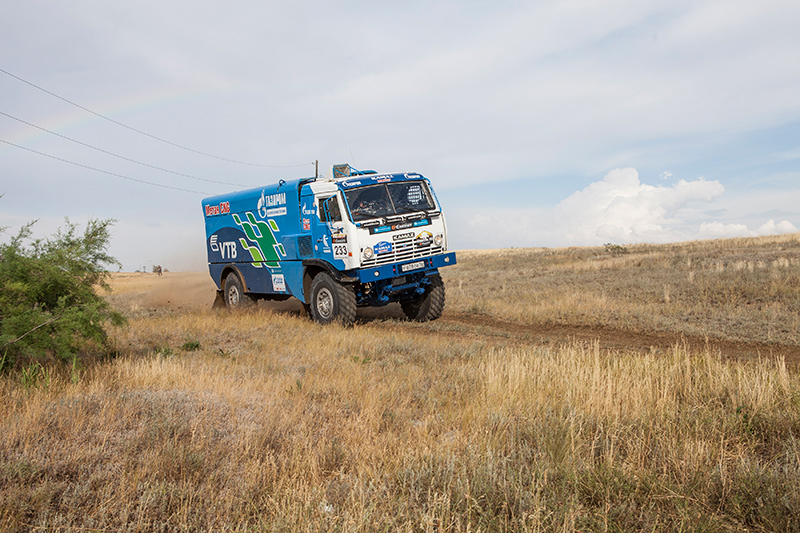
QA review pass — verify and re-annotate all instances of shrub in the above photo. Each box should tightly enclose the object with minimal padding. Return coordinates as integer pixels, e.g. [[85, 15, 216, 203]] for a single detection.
[[0, 218, 125, 371], [604, 242, 629, 256]]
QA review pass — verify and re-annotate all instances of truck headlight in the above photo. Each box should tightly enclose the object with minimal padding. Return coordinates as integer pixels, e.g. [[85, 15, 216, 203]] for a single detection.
[[362, 247, 374, 261], [434, 234, 443, 247]]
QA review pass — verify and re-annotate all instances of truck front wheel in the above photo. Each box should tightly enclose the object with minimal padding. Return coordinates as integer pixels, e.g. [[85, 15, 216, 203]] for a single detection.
[[401, 274, 445, 322], [309, 272, 356, 326]]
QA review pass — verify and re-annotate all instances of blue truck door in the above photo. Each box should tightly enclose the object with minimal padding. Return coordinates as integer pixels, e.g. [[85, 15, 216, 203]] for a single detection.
[[300, 192, 346, 266], [300, 191, 329, 259], [310, 193, 332, 259]]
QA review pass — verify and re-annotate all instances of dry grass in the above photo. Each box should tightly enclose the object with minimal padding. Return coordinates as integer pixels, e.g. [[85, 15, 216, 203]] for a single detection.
[[446, 234, 800, 346], [2, 235, 800, 531]]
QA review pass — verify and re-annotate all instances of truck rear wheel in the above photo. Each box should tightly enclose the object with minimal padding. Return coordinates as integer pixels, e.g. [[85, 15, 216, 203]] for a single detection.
[[401, 274, 445, 322], [223, 273, 255, 309], [309, 272, 356, 326]]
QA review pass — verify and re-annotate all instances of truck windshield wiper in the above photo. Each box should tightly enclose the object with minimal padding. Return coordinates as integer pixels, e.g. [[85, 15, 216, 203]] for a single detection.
[[351, 211, 383, 224]]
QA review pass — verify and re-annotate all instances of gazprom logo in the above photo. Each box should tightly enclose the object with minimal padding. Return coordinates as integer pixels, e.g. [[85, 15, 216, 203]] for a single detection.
[[258, 190, 286, 218]]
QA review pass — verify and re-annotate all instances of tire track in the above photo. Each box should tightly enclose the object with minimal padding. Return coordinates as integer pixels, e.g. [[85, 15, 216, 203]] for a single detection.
[[383, 311, 800, 369]]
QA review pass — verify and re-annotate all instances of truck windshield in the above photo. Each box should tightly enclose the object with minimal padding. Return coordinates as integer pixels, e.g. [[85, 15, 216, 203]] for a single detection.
[[345, 181, 436, 222]]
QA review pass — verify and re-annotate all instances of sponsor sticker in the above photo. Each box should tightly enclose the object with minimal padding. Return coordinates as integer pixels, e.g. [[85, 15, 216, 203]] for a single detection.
[[266, 207, 287, 217], [258, 190, 286, 218], [219, 241, 238, 258], [332, 234, 347, 243], [368, 218, 431, 234], [205, 201, 230, 217], [374, 241, 393, 255], [272, 274, 286, 292], [302, 218, 311, 231], [415, 231, 433, 246]]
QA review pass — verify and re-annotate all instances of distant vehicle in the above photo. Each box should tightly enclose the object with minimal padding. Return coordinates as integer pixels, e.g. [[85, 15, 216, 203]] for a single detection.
[[202, 164, 456, 325]]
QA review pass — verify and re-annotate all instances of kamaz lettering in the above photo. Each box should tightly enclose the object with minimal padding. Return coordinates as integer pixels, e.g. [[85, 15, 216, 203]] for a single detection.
[[203, 163, 456, 325]]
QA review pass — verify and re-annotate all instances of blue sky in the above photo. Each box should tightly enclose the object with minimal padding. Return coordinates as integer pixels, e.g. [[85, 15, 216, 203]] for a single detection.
[[1, 0, 799, 270]]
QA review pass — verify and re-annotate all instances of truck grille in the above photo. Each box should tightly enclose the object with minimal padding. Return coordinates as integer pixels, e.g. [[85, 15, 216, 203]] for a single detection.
[[362, 235, 443, 267]]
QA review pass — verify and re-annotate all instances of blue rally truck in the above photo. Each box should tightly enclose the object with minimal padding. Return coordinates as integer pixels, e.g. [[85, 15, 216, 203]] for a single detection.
[[202, 164, 457, 325]]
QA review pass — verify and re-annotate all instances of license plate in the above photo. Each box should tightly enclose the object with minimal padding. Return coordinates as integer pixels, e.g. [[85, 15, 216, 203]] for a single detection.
[[401, 260, 425, 272]]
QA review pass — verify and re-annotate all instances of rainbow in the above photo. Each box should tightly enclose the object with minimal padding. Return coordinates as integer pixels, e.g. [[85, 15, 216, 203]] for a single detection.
[[1, 82, 217, 148]]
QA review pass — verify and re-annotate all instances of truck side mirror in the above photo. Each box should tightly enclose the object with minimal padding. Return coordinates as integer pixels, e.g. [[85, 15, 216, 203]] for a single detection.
[[320, 197, 342, 224]]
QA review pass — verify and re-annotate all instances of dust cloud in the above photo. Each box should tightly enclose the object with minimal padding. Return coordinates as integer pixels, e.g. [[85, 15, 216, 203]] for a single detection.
[[106, 271, 304, 315], [106, 271, 410, 320], [140, 272, 221, 311]]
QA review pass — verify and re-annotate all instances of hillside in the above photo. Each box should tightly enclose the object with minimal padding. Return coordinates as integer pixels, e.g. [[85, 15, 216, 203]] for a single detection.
[[2, 235, 800, 531]]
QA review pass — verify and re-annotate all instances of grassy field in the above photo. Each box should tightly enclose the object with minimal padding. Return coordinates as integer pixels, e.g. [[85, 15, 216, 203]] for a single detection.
[[447, 235, 800, 347], [2, 235, 800, 531]]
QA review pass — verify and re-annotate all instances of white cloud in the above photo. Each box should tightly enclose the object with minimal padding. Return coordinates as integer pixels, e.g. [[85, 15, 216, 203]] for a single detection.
[[697, 221, 753, 239], [449, 168, 797, 250], [756, 219, 798, 236], [697, 219, 798, 240], [553, 168, 724, 244]]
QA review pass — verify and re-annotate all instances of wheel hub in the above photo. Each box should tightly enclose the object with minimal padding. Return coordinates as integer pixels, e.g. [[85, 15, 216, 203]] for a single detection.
[[316, 287, 333, 319], [228, 286, 240, 307]]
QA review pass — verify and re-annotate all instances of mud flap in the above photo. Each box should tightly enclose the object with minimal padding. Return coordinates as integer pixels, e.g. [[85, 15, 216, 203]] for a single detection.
[[212, 290, 226, 310]]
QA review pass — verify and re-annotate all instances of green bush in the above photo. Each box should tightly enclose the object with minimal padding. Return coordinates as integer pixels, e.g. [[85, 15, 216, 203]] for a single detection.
[[603, 242, 629, 256], [0, 218, 125, 371]]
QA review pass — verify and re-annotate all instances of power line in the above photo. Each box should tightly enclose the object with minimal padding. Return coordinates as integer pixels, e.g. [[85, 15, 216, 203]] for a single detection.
[[0, 66, 311, 169], [0, 110, 248, 187], [0, 138, 210, 195]]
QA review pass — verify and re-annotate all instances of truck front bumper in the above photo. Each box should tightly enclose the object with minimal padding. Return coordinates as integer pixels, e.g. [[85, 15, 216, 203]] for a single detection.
[[354, 252, 457, 283]]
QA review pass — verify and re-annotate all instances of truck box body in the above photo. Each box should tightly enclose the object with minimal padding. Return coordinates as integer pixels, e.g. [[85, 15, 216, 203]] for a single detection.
[[204, 177, 307, 299], [203, 166, 456, 323]]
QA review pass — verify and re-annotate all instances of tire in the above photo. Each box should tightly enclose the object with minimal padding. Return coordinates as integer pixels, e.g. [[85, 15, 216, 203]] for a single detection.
[[223, 273, 255, 309], [309, 272, 356, 326], [401, 274, 445, 322]]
